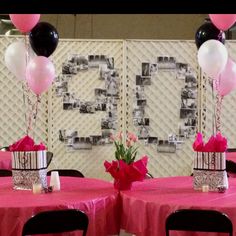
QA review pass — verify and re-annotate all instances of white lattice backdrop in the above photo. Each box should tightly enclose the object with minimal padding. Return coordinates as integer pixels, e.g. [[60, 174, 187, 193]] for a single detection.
[[125, 40, 199, 177], [202, 41, 236, 148], [0, 36, 48, 147], [50, 40, 123, 180], [3, 37, 236, 180]]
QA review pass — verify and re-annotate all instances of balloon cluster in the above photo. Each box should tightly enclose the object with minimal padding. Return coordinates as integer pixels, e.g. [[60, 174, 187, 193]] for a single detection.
[[4, 14, 58, 95], [196, 14, 236, 97]]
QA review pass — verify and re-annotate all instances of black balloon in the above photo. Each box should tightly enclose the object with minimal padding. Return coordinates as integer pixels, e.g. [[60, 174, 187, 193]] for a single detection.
[[195, 22, 225, 49], [29, 22, 59, 57]]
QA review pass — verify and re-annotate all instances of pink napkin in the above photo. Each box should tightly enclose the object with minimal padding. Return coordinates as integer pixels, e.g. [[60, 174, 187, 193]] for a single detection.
[[9, 135, 46, 152], [192, 132, 227, 152]]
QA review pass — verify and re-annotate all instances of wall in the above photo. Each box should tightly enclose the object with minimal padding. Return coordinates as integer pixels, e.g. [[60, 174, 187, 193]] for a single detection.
[[40, 14, 207, 39]]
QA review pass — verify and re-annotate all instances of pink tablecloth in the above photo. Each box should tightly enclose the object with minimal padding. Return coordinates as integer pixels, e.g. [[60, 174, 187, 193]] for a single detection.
[[226, 152, 236, 163], [0, 177, 120, 236], [120, 176, 236, 236], [0, 152, 11, 170]]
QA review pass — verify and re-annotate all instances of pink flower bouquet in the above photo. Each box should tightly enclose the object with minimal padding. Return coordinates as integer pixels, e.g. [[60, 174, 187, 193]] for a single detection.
[[104, 132, 148, 190]]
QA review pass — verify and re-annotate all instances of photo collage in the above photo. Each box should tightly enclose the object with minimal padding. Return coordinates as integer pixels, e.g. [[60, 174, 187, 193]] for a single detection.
[[133, 57, 197, 153], [56, 54, 119, 151]]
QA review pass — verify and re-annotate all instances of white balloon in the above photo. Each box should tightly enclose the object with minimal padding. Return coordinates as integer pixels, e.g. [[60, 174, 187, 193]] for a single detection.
[[4, 41, 27, 80], [197, 39, 228, 79]]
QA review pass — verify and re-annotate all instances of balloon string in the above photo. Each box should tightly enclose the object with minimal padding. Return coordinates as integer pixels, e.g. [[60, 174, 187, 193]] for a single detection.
[[210, 78, 216, 136]]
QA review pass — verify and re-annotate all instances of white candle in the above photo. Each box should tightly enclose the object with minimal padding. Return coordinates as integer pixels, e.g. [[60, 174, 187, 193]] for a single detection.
[[202, 184, 209, 192], [33, 183, 42, 194]]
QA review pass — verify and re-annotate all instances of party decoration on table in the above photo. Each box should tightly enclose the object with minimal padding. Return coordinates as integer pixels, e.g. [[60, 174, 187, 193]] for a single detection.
[[29, 22, 59, 57], [197, 39, 228, 79], [192, 132, 228, 191], [9, 135, 48, 190], [26, 56, 55, 95], [195, 22, 225, 49], [9, 14, 40, 33], [104, 132, 148, 190], [209, 14, 236, 31]]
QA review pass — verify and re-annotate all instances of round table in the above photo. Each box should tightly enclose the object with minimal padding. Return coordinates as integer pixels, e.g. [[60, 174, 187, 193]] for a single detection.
[[0, 177, 120, 236], [120, 176, 236, 236]]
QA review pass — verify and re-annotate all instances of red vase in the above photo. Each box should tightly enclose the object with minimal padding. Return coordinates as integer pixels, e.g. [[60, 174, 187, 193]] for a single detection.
[[114, 178, 132, 190]]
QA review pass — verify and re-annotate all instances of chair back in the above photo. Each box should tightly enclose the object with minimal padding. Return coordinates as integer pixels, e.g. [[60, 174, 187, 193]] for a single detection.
[[47, 169, 84, 177], [0, 169, 12, 176], [46, 151, 53, 167], [166, 209, 233, 236], [22, 209, 89, 236]]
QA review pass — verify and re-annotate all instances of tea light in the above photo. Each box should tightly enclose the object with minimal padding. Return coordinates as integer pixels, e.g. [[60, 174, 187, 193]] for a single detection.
[[33, 183, 42, 194], [202, 184, 209, 192]]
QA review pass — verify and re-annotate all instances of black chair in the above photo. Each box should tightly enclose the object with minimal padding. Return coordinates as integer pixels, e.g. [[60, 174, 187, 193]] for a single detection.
[[22, 209, 89, 236], [226, 160, 236, 175], [47, 169, 84, 177], [0, 169, 12, 176], [166, 209, 233, 236], [46, 151, 53, 167]]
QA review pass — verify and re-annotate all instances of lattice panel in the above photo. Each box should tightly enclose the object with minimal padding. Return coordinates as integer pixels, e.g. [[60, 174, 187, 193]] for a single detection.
[[125, 40, 199, 177], [0, 36, 48, 147], [202, 41, 236, 148], [50, 40, 123, 180]]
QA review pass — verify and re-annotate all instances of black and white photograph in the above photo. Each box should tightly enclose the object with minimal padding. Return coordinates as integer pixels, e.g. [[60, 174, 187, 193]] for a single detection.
[[105, 75, 119, 96], [99, 64, 109, 80], [62, 61, 77, 75], [136, 76, 151, 86], [176, 62, 188, 79], [157, 56, 176, 70], [181, 86, 197, 99], [95, 102, 106, 111], [183, 117, 197, 127], [168, 134, 184, 149], [138, 126, 149, 139], [150, 63, 158, 75], [79, 101, 95, 114], [137, 99, 147, 107], [68, 54, 89, 71], [180, 108, 196, 119], [106, 57, 114, 69], [179, 125, 196, 139], [181, 98, 196, 110], [185, 74, 197, 88], [135, 86, 145, 100], [59, 129, 66, 142], [88, 55, 107, 68], [63, 103, 74, 110], [101, 117, 116, 130], [133, 107, 145, 118], [95, 88, 107, 97], [157, 140, 176, 153], [60, 130, 78, 146], [72, 137, 92, 150], [133, 117, 149, 126], [55, 81, 68, 97], [142, 62, 150, 76], [90, 135, 104, 145], [101, 129, 113, 144], [148, 137, 158, 144]]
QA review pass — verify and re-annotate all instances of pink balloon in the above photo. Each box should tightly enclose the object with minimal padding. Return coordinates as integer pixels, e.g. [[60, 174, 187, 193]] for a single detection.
[[9, 14, 40, 33], [214, 58, 236, 96], [26, 56, 55, 95], [209, 14, 236, 31]]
